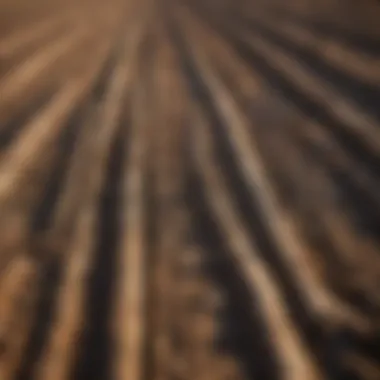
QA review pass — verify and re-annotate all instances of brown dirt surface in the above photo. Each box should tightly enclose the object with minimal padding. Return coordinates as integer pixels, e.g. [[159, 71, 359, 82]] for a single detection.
[[0, 0, 380, 379]]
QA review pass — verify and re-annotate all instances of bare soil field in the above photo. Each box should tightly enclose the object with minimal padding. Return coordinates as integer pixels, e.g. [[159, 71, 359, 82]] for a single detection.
[[0, 0, 380, 379]]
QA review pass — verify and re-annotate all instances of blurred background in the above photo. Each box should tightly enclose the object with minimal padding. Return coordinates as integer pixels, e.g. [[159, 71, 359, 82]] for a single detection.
[[1, 0, 380, 379]]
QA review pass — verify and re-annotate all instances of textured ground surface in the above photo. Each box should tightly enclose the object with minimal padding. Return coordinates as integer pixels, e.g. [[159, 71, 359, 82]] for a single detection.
[[1, 0, 380, 379]]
